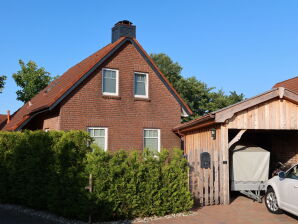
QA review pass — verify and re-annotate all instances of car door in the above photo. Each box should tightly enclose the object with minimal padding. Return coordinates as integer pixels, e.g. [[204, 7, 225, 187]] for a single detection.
[[279, 165, 298, 213]]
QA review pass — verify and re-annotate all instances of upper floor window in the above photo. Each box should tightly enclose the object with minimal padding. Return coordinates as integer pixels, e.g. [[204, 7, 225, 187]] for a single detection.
[[134, 72, 148, 98], [144, 129, 160, 152], [102, 68, 119, 96], [88, 127, 108, 151]]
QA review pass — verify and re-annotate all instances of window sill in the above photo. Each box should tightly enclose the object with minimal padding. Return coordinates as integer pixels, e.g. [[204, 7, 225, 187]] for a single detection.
[[134, 97, 151, 102], [102, 95, 121, 100]]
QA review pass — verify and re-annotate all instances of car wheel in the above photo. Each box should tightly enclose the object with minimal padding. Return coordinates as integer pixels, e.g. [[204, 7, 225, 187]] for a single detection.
[[265, 188, 282, 214]]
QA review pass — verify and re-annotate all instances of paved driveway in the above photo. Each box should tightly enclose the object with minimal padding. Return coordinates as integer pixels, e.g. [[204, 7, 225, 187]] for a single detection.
[[0, 196, 296, 224], [0, 208, 55, 224], [146, 196, 298, 224]]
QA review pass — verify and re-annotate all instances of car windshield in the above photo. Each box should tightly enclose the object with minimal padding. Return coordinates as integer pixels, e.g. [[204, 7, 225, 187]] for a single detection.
[[286, 165, 298, 180]]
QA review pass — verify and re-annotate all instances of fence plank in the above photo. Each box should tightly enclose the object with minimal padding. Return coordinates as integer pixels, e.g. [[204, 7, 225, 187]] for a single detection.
[[185, 127, 223, 206]]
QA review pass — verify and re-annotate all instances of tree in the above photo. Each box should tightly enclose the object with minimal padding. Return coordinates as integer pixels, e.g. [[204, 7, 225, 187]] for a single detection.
[[207, 90, 245, 113], [150, 53, 183, 89], [0, 75, 6, 93], [150, 53, 245, 118], [176, 77, 213, 116], [12, 60, 54, 103]]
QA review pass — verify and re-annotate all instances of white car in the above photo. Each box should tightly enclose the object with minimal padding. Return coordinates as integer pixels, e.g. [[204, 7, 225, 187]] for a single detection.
[[265, 163, 298, 216]]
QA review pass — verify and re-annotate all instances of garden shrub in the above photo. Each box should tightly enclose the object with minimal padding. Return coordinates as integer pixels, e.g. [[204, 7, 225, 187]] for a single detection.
[[0, 130, 91, 220], [0, 130, 193, 222], [86, 148, 193, 221]]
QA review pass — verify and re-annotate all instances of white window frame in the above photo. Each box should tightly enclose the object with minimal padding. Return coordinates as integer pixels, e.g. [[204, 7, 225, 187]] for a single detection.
[[134, 72, 149, 98], [143, 129, 160, 152], [102, 68, 119, 96], [87, 127, 108, 151]]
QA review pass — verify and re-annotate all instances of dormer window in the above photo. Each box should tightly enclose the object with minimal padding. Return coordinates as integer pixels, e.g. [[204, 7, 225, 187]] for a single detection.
[[134, 72, 148, 98], [102, 68, 119, 96]]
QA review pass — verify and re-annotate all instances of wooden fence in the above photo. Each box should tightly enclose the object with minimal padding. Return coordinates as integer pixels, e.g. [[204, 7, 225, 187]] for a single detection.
[[186, 128, 224, 206]]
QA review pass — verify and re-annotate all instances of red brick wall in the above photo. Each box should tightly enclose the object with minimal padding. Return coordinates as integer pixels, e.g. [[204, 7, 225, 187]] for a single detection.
[[23, 109, 60, 131], [42, 115, 60, 130], [57, 42, 182, 150], [271, 132, 298, 166]]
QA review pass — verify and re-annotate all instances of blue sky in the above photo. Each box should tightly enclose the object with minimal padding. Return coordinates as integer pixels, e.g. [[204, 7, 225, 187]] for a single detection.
[[1, 0, 298, 114]]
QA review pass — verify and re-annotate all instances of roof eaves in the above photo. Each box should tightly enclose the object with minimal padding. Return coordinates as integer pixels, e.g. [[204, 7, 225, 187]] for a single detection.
[[213, 87, 298, 123], [211, 88, 279, 115], [173, 113, 215, 132], [173, 87, 293, 132]]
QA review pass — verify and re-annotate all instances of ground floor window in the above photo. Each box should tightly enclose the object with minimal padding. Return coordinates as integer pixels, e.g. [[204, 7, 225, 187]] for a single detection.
[[88, 127, 108, 151], [144, 129, 160, 152]]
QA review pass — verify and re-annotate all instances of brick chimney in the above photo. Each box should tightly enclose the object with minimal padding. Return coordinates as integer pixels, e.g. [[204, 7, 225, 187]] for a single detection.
[[111, 20, 136, 43], [6, 110, 10, 124]]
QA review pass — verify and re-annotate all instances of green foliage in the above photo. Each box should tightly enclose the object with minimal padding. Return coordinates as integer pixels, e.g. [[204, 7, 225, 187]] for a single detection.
[[150, 53, 245, 118], [86, 148, 193, 221], [0, 130, 92, 220], [150, 53, 183, 88], [206, 90, 245, 112], [176, 77, 214, 116], [0, 131, 193, 222], [0, 75, 6, 93], [12, 60, 55, 103]]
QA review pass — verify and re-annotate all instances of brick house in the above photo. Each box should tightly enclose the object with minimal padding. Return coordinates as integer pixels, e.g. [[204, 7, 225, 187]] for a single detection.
[[2, 21, 192, 151]]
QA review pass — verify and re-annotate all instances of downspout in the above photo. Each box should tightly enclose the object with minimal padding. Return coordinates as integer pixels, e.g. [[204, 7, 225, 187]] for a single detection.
[[177, 129, 187, 154]]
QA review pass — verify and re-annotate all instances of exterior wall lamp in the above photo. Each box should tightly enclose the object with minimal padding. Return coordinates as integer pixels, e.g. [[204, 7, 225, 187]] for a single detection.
[[210, 128, 216, 140]]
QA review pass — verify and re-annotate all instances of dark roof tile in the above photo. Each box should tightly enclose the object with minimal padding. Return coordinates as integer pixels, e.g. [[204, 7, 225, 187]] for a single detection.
[[273, 76, 298, 93]]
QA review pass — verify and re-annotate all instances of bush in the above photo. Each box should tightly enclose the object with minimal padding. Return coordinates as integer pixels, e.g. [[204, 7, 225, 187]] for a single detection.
[[0, 130, 91, 220], [0, 131, 193, 221], [86, 149, 193, 221]]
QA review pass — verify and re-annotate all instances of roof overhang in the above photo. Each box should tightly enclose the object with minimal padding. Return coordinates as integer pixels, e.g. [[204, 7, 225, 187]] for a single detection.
[[174, 87, 298, 134]]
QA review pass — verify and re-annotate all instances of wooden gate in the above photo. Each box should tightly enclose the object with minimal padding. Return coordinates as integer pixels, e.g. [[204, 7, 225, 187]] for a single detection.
[[185, 127, 224, 206]]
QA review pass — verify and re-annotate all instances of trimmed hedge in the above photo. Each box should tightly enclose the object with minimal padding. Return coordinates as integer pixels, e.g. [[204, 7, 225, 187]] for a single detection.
[[0, 130, 193, 221], [0, 130, 91, 220]]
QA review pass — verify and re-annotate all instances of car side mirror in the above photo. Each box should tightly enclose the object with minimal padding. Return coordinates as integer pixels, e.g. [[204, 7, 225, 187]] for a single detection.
[[278, 171, 286, 179]]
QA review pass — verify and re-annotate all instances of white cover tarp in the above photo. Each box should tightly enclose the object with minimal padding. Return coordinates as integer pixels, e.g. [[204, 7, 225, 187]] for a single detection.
[[231, 145, 270, 182]]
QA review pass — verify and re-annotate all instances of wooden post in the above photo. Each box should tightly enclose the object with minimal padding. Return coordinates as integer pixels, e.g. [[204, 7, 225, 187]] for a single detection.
[[221, 125, 230, 205]]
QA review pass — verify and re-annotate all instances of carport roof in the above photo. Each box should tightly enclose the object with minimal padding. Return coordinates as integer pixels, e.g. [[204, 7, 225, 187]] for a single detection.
[[174, 87, 298, 133]]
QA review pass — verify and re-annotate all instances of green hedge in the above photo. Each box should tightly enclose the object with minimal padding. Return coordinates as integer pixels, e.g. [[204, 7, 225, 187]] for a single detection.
[[0, 130, 91, 220], [0, 130, 193, 221]]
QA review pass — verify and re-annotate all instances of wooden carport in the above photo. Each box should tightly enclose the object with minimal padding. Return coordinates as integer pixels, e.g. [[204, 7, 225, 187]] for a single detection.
[[174, 87, 298, 206]]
